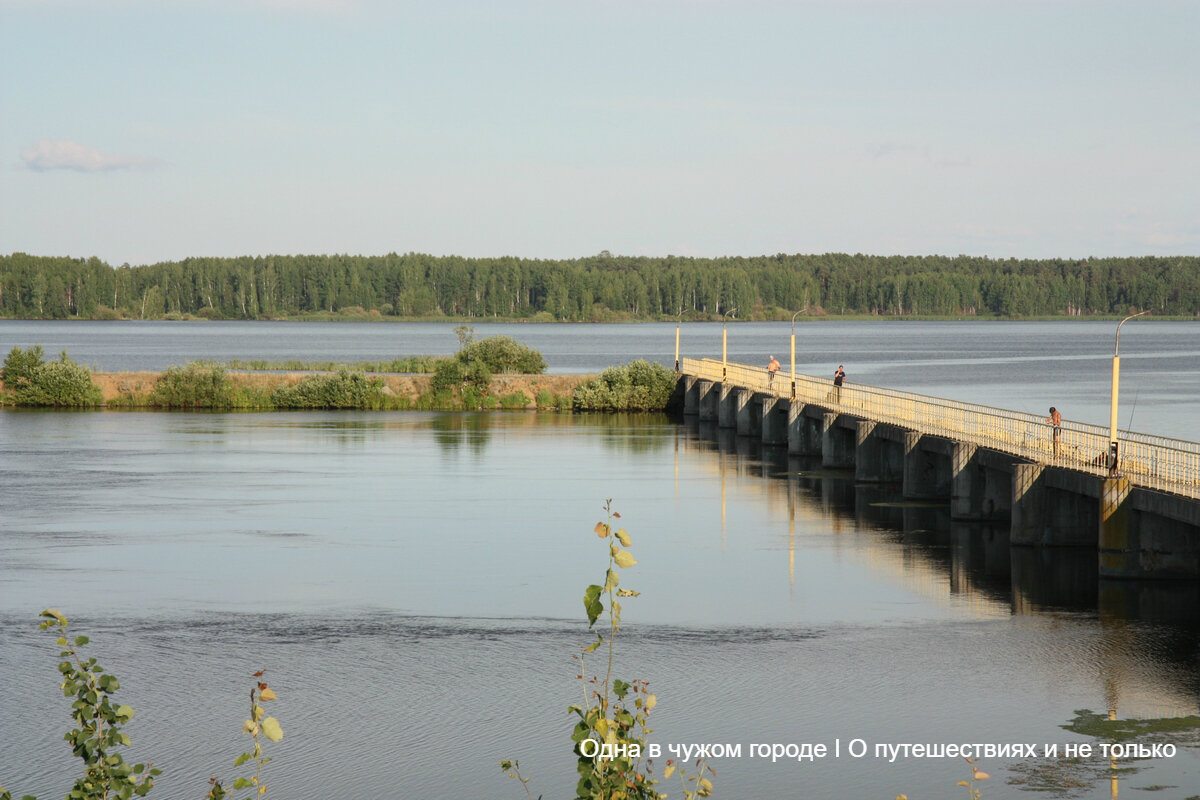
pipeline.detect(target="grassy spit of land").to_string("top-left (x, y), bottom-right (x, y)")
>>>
top-left (2, 343), bottom-right (681, 412)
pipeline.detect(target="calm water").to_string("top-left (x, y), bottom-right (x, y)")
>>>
top-left (2, 321), bottom-right (1200, 798)
top-left (2, 409), bottom-right (1199, 799)
top-left (2, 319), bottom-right (1198, 440)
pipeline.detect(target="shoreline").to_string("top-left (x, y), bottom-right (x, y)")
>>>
top-left (4, 370), bottom-right (595, 410)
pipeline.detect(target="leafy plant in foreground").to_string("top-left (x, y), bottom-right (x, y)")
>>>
top-left (205, 672), bottom-right (284, 800)
top-left (502, 501), bottom-right (713, 800)
top-left (0, 610), bottom-right (160, 800)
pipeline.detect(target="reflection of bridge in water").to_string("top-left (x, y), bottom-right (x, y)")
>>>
top-left (675, 418), bottom-right (1200, 724)
top-left (680, 358), bottom-right (1200, 581)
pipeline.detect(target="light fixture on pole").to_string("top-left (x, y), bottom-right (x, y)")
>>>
top-left (790, 309), bottom-right (802, 400)
top-left (722, 307), bottom-right (737, 381)
top-left (674, 308), bottom-right (683, 373)
top-left (1108, 310), bottom-right (1149, 474)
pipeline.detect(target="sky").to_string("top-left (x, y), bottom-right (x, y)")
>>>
top-left (2, 0), bottom-right (1198, 266)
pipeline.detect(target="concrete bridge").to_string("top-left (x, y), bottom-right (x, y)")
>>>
top-left (679, 357), bottom-right (1200, 581)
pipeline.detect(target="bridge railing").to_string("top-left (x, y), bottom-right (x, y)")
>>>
top-left (681, 357), bottom-right (1200, 499)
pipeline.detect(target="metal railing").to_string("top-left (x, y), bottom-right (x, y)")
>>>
top-left (681, 357), bottom-right (1200, 499)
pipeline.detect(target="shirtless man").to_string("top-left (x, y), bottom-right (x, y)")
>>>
top-left (1046, 406), bottom-right (1062, 458)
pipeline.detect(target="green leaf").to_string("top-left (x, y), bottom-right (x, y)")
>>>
top-left (603, 569), bottom-right (619, 593)
top-left (233, 752), bottom-right (252, 767)
top-left (115, 705), bottom-right (135, 721)
top-left (260, 717), bottom-right (283, 743)
top-left (583, 584), bottom-right (603, 628)
top-left (613, 549), bottom-right (636, 568)
top-left (232, 778), bottom-right (253, 790)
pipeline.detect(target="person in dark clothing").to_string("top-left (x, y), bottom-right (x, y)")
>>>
top-left (832, 365), bottom-right (845, 401)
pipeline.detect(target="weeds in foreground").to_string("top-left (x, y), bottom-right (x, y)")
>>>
top-left (0, 610), bottom-right (160, 800)
top-left (0, 612), bottom-right (282, 800)
top-left (502, 500), bottom-right (711, 800)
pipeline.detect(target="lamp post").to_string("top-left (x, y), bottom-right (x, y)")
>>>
top-left (674, 309), bottom-right (682, 373)
top-left (722, 307), bottom-right (737, 381)
top-left (1108, 310), bottom-right (1149, 474)
top-left (790, 309), bottom-right (802, 400)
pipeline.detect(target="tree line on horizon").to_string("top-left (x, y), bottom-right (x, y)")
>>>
top-left (1, 251), bottom-right (1197, 321)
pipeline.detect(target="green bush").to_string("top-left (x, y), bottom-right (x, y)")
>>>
top-left (499, 392), bottom-right (530, 409)
top-left (150, 363), bottom-right (234, 408)
top-left (572, 360), bottom-right (677, 412)
top-left (431, 358), bottom-right (465, 394)
top-left (457, 336), bottom-right (545, 374)
top-left (270, 370), bottom-right (384, 409)
top-left (9, 350), bottom-right (104, 407)
top-left (2, 344), bottom-right (45, 386)
top-left (535, 388), bottom-right (555, 408)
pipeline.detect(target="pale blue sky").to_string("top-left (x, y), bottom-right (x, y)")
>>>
top-left (2, 0), bottom-right (1197, 265)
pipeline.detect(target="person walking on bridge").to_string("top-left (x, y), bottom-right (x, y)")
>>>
top-left (833, 364), bottom-right (845, 402)
top-left (767, 355), bottom-right (781, 388)
top-left (1046, 406), bottom-right (1062, 458)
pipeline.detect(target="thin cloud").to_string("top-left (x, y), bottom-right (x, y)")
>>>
top-left (20, 139), bottom-right (160, 173)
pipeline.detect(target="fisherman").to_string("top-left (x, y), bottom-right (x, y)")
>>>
top-left (1046, 406), bottom-right (1062, 458)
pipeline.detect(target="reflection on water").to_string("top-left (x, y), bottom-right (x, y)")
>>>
top-left (2, 411), bottom-right (1199, 799)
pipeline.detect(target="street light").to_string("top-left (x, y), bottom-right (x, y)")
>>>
top-left (674, 308), bottom-right (683, 372)
top-left (1108, 310), bottom-right (1149, 474)
top-left (790, 309), bottom-right (802, 400)
top-left (722, 307), bottom-right (738, 380)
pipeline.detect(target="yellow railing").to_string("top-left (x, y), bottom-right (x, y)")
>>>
top-left (681, 357), bottom-right (1200, 499)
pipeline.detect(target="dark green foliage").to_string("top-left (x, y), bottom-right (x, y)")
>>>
top-left (269, 370), bottom-right (383, 409)
top-left (573, 360), bottom-right (677, 412)
top-left (2, 345), bottom-right (45, 385)
top-left (430, 358), bottom-right (465, 395)
top-left (457, 336), bottom-right (545, 374)
top-left (9, 350), bottom-right (103, 407)
top-left (4, 250), bottom-right (1200, 321)
top-left (150, 363), bottom-right (233, 408)
top-left (499, 392), bottom-right (530, 409)
top-left (224, 356), bottom-right (439, 373)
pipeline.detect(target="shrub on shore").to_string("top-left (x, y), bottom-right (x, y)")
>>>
top-left (2, 346), bottom-right (103, 407)
top-left (150, 363), bottom-right (235, 408)
top-left (457, 336), bottom-right (546, 374)
top-left (270, 370), bottom-right (386, 409)
top-left (573, 360), bottom-right (677, 412)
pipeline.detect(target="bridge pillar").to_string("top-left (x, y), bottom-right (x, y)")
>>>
top-left (855, 421), bottom-right (903, 482)
top-left (761, 396), bottom-right (788, 446)
top-left (951, 444), bottom-right (1015, 520)
top-left (718, 383), bottom-right (737, 429)
top-left (788, 403), bottom-right (819, 455)
top-left (735, 389), bottom-right (761, 437)
top-left (697, 380), bottom-right (718, 421)
top-left (1010, 464), bottom-right (1093, 546)
top-left (1099, 479), bottom-right (1200, 579)
top-left (821, 413), bottom-right (854, 469)
top-left (903, 432), bottom-right (952, 499)
top-left (682, 375), bottom-right (700, 416)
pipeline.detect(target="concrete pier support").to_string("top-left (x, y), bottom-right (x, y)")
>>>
top-left (821, 413), bottom-right (854, 469)
top-left (697, 380), bottom-right (718, 422)
top-left (951, 444), bottom-right (1017, 521)
top-left (855, 421), bottom-right (904, 482)
top-left (902, 432), bottom-right (953, 499)
top-left (735, 389), bottom-right (760, 438)
top-left (1099, 480), bottom-right (1200, 579)
top-left (682, 375), bottom-right (699, 416)
top-left (1010, 464), bottom-right (1096, 546)
top-left (761, 397), bottom-right (788, 446)
top-left (788, 404), bottom-right (821, 456)
top-left (718, 383), bottom-right (737, 429)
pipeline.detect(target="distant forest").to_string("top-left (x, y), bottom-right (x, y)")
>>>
top-left (2, 251), bottom-right (1197, 321)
